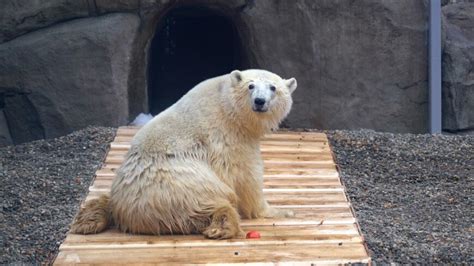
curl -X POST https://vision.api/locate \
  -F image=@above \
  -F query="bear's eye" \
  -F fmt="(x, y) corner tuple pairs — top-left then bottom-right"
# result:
(249, 84), (255, 90)
(270, 85), (276, 92)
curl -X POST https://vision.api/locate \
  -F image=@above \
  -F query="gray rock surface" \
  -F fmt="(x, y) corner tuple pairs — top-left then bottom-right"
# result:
(443, 0), (474, 5)
(3, 93), (45, 144)
(239, 0), (429, 133)
(95, 0), (139, 14)
(442, 3), (474, 132)
(0, 13), (139, 143)
(0, 0), (90, 43)
(0, 0), (472, 140)
(0, 109), (13, 147)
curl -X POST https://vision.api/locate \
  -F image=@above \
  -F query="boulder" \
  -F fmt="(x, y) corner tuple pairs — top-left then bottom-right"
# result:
(3, 92), (45, 144)
(442, 3), (474, 132)
(0, 13), (140, 143)
(0, 111), (12, 146)
(95, 0), (139, 14)
(0, 0), (91, 43)
(443, 0), (474, 5)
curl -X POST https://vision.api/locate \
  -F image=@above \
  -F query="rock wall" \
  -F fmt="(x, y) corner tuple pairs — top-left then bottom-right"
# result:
(239, 0), (429, 133)
(442, 2), (474, 132)
(0, 13), (139, 144)
(0, 0), (472, 144)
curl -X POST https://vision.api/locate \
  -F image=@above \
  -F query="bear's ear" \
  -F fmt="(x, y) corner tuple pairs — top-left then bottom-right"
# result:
(230, 70), (243, 86)
(285, 78), (297, 94)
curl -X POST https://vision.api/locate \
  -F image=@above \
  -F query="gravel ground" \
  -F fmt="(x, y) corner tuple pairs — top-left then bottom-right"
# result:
(0, 127), (115, 264)
(1, 127), (472, 264)
(327, 130), (473, 264)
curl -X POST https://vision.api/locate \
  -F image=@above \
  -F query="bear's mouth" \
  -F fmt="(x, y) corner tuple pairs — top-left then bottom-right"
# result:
(252, 106), (268, 113)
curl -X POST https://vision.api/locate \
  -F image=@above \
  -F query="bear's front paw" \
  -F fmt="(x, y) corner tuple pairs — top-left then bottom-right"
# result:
(263, 207), (295, 218)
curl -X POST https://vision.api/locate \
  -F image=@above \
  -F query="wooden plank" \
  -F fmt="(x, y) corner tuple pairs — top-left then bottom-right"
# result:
(85, 187), (347, 204)
(63, 224), (360, 243)
(109, 143), (330, 154)
(103, 154), (335, 165)
(91, 180), (345, 193)
(263, 153), (334, 161)
(263, 174), (339, 179)
(106, 149), (335, 161)
(265, 191), (347, 205)
(124, 130), (327, 140)
(115, 127), (139, 135)
(100, 163), (338, 174)
(266, 131), (327, 138)
(109, 143), (132, 150)
(240, 218), (355, 227)
(102, 158), (337, 170)
(112, 138), (329, 148)
(116, 127), (328, 140)
(93, 168), (340, 180)
(83, 189), (353, 219)
(81, 199), (353, 225)
(92, 175), (342, 185)
(105, 152), (334, 161)
(261, 147), (329, 154)
(263, 161), (335, 168)
(263, 169), (338, 176)
(60, 225), (362, 250)
(60, 237), (364, 251)
(84, 192), (349, 208)
(54, 243), (369, 265)
(263, 179), (342, 188)
(90, 178), (343, 190)
(103, 155), (335, 165)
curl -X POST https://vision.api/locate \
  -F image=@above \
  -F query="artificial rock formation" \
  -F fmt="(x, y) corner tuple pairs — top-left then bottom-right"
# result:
(442, 3), (474, 132)
(0, 0), (472, 144)
(0, 13), (139, 143)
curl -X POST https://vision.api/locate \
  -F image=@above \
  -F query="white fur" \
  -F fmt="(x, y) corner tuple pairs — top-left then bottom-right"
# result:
(71, 69), (297, 238)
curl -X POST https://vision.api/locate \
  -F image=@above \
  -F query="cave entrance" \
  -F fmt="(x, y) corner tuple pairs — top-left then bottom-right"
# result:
(148, 7), (241, 115)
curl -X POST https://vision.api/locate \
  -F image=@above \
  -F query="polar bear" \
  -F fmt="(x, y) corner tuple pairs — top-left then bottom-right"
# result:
(71, 69), (297, 239)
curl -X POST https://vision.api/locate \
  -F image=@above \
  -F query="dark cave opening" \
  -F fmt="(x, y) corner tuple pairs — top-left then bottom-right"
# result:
(148, 7), (241, 115)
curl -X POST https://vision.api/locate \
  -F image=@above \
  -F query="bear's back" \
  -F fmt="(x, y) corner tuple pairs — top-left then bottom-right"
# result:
(131, 74), (230, 155)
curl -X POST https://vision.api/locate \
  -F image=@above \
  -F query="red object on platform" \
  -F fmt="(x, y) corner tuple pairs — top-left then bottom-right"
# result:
(246, 231), (261, 239)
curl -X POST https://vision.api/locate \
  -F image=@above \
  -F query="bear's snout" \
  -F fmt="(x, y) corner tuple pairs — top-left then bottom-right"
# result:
(253, 98), (268, 112)
(254, 98), (266, 106)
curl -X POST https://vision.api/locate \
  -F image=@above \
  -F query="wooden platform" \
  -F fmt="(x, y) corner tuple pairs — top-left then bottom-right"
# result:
(54, 127), (370, 265)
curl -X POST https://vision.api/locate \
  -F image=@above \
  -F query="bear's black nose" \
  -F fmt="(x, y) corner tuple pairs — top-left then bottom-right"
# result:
(254, 98), (266, 106)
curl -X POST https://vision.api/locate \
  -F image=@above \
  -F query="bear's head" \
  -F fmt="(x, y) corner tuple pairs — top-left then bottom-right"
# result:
(226, 69), (297, 133)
